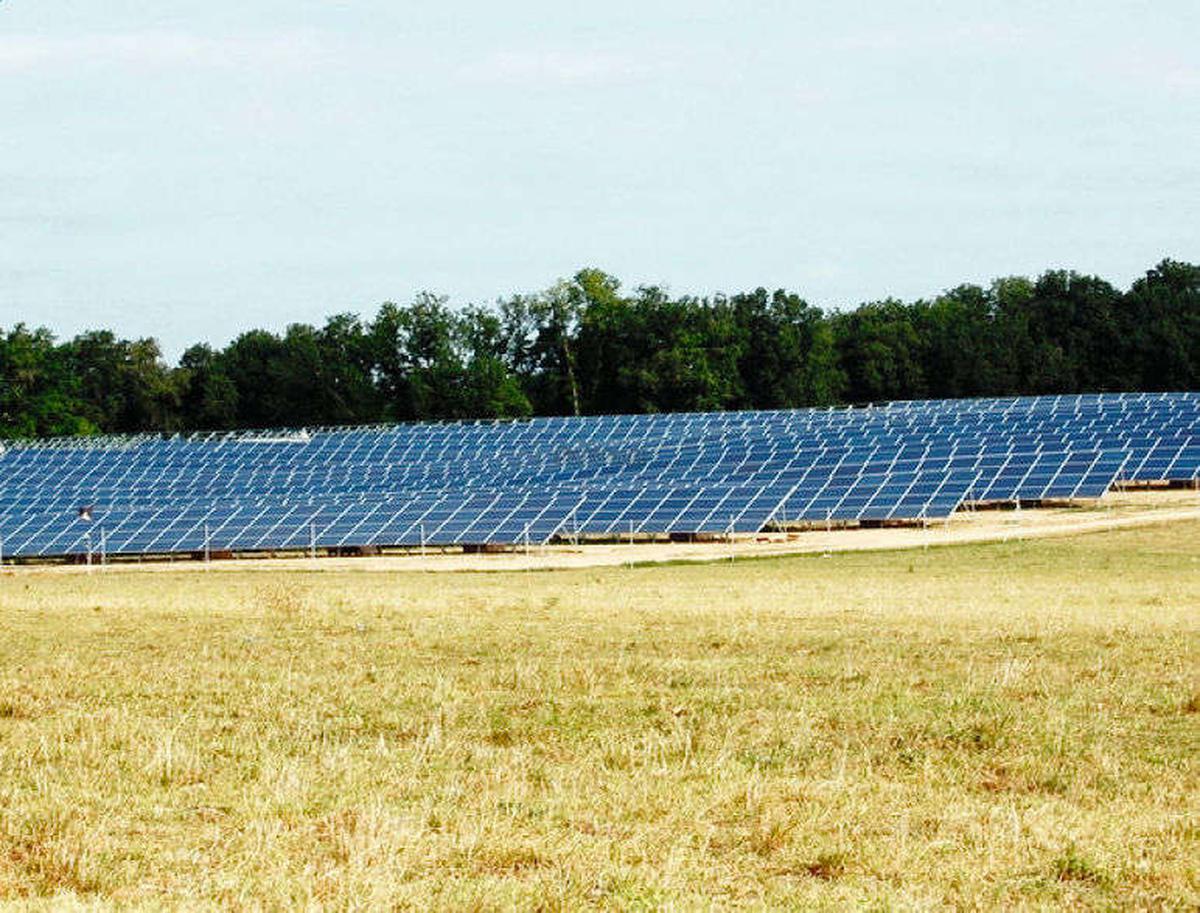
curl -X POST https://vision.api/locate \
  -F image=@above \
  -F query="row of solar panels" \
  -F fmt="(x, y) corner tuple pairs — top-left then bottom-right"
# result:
(876, 392), (1197, 412)
(0, 449), (1128, 557)
(0, 435), (1190, 516)
(0, 483), (773, 557)
(3, 390), (1188, 447)
(6, 414), (1192, 452)
(2, 392), (1195, 455)
(0, 440), (1172, 516)
(0, 394), (1194, 558)
(1, 415), (1193, 471)
(0, 446), (1132, 515)
(0, 473), (971, 558)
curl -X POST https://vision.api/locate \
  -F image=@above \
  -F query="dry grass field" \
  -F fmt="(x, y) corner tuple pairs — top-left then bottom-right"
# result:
(1, 521), (1197, 909)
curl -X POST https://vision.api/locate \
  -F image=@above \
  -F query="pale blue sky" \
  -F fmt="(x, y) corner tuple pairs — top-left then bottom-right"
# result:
(2, 1), (1197, 357)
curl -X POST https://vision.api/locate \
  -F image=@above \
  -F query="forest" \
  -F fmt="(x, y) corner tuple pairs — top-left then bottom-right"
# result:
(1, 259), (1196, 438)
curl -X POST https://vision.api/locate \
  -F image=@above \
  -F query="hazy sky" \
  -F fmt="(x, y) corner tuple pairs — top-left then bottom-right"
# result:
(2, 1), (1197, 357)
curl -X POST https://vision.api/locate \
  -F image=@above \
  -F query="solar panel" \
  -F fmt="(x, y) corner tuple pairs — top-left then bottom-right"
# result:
(0, 392), (1195, 558)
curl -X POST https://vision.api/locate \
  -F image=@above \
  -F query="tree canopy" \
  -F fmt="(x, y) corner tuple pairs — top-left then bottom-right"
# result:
(1, 259), (1196, 438)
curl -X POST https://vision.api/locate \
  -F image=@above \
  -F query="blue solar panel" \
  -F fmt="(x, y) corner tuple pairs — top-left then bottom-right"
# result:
(0, 392), (1195, 557)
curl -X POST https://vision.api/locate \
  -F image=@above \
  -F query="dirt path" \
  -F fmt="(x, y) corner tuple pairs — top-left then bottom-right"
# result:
(6, 490), (1196, 576)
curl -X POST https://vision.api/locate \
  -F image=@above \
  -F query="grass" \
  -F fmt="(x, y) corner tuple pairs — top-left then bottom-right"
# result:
(0, 521), (1197, 909)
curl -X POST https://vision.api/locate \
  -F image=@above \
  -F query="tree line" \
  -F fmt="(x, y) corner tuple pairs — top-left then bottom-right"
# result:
(1, 259), (1196, 438)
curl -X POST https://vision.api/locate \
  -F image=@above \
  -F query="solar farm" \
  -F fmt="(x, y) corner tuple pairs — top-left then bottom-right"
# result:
(3, 397), (1199, 907)
(0, 392), (1195, 562)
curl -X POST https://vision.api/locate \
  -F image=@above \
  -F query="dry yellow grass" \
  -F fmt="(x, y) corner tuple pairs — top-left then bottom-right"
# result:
(1, 521), (1197, 909)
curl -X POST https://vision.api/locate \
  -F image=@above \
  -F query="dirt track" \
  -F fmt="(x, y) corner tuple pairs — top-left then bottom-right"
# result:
(6, 490), (1197, 576)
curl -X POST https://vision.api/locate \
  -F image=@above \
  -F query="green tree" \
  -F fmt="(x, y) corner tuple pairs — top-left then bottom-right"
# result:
(66, 331), (180, 432)
(500, 272), (596, 416)
(1121, 259), (1199, 390)
(219, 330), (291, 428)
(728, 288), (844, 408)
(0, 325), (93, 438)
(177, 344), (239, 430)
(833, 300), (927, 402)
(458, 307), (532, 419)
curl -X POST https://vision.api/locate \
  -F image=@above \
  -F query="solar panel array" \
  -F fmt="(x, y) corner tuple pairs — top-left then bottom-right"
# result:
(0, 392), (1195, 559)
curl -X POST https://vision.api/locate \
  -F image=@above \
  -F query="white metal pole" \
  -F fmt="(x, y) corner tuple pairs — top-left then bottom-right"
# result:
(204, 521), (210, 565)
(100, 527), (107, 566)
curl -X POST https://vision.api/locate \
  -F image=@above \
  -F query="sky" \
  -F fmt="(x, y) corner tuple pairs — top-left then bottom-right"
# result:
(1, 1), (1197, 358)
